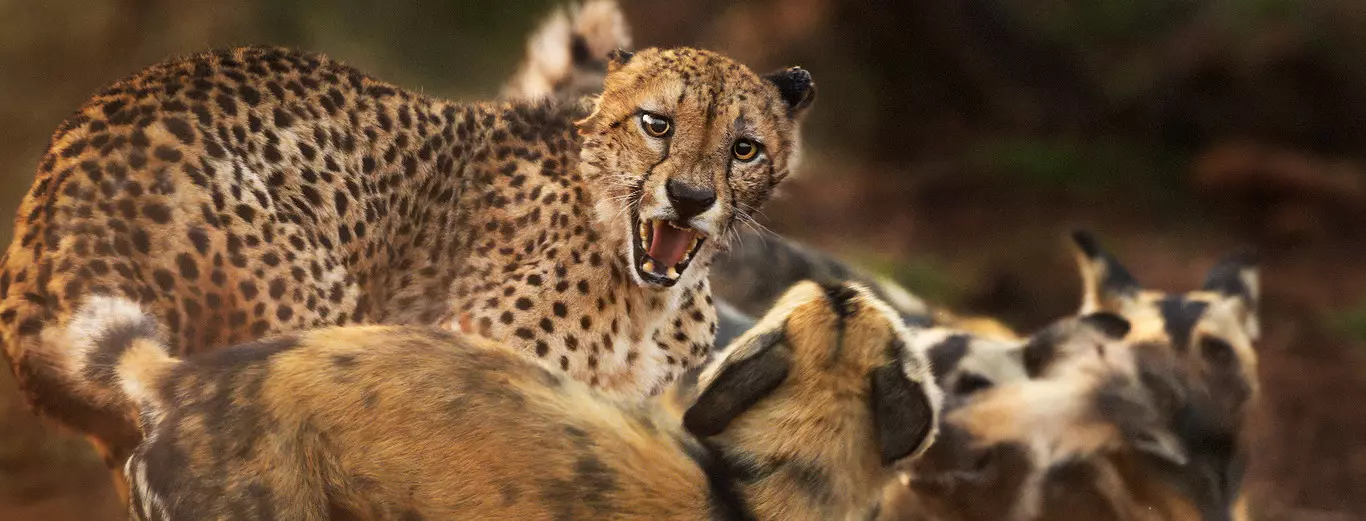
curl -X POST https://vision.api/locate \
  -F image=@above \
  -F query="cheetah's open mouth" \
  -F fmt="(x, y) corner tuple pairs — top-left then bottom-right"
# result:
(631, 214), (705, 287)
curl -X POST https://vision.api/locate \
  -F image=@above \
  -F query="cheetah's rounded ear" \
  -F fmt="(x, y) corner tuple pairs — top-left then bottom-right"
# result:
(763, 67), (816, 117)
(607, 49), (635, 72)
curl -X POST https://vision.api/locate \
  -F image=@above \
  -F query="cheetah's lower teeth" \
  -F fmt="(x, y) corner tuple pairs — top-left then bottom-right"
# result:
(646, 219), (698, 269)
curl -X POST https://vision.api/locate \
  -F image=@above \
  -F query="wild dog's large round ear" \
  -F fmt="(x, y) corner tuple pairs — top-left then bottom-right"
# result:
(1069, 230), (1141, 314)
(683, 329), (790, 438)
(1201, 249), (1260, 341)
(763, 67), (816, 118)
(870, 339), (939, 465)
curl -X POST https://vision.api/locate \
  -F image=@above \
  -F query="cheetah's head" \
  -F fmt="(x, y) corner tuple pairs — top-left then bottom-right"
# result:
(576, 47), (814, 288)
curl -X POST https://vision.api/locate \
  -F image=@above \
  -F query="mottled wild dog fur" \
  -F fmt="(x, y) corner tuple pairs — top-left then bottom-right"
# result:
(1063, 230), (1259, 520)
(711, 229), (1018, 340)
(878, 232), (1260, 521)
(0, 37), (815, 496)
(917, 312), (1129, 408)
(503, 0), (632, 102)
(66, 281), (940, 521)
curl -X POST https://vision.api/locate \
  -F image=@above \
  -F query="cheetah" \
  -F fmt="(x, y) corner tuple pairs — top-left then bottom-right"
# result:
(62, 281), (939, 520)
(0, 43), (815, 499)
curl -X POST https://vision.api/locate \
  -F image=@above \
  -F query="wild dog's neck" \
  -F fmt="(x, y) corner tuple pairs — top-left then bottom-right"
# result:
(700, 439), (886, 520)
(707, 416), (890, 520)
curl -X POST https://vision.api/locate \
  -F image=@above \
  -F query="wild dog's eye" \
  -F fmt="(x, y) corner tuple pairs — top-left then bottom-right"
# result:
(1200, 336), (1236, 366)
(953, 373), (994, 395)
(639, 112), (672, 137)
(732, 138), (759, 161)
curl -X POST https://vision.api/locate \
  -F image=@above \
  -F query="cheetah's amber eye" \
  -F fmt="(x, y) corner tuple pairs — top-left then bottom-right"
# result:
(732, 139), (759, 162)
(640, 112), (672, 138)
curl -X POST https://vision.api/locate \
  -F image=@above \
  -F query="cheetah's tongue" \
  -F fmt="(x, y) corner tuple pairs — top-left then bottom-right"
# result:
(647, 220), (697, 272)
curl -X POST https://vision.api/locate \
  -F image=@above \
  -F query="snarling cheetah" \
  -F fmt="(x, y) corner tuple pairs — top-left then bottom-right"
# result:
(0, 40), (815, 498)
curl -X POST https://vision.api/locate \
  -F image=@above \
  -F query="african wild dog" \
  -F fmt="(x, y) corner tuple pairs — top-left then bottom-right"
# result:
(917, 311), (1130, 409)
(502, 0), (632, 102)
(878, 231), (1259, 521)
(62, 281), (940, 520)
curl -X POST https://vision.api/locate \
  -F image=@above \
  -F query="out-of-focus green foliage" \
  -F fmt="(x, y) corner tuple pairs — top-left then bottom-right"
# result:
(849, 252), (964, 308)
(969, 137), (1187, 197)
(1334, 304), (1366, 344)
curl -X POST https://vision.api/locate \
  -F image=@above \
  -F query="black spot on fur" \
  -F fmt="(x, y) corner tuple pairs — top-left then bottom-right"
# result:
(187, 227), (211, 255)
(537, 426), (619, 521)
(1080, 312), (1131, 339)
(142, 203), (172, 224)
(499, 482), (522, 507)
(679, 438), (758, 521)
(154, 145), (183, 163)
(190, 334), (299, 371)
(1157, 297), (1208, 352)
(163, 117), (196, 145)
(1022, 333), (1056, 378)
(684, 329), (789, 438)
(81, 311), (161, 388)
(953, 372), (994, 396)
(870, 340), (935, 465)
(570, 35), (592, 65)
(331, 354), (357, 368)
(927, 334), (969, 381)
(176, 253), (199, 280)
(821, 283), (859, 319)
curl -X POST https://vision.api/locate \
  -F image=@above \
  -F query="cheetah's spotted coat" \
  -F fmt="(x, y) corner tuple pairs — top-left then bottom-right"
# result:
(0, 44), (814, 494)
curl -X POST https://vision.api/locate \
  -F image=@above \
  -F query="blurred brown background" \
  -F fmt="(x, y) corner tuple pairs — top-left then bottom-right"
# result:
(2, 0), (1364, 519)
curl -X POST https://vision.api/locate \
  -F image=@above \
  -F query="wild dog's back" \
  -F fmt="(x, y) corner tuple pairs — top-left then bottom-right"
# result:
(71, 280), (940, 520)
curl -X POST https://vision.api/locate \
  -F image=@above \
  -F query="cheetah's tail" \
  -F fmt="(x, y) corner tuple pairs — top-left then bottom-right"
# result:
(61, 295), (179, 429)
(502, 0), (632, 101)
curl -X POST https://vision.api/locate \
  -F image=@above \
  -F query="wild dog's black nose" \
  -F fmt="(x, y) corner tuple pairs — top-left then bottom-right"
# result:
(666, 178), (716, 221)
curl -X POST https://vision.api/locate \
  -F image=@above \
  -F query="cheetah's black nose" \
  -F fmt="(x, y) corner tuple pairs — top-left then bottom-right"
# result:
(665, 179), (716, 221)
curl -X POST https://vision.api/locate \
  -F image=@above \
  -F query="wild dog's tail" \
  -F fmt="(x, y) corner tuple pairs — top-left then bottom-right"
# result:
(62, 295), (179, 429)
(502, 0), (632, 101)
